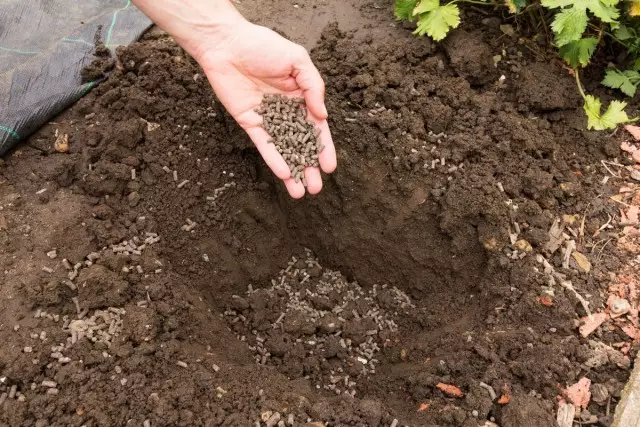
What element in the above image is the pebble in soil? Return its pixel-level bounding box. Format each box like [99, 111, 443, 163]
[225, 250, 415, 397]
[257, 94, 324, 186]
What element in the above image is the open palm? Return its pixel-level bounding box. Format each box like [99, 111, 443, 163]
[198, 23, 336, 198]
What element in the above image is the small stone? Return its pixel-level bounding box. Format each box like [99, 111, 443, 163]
[591, 383, 609, 405]
[500, 24, 515, 36]
[580, 409, 597, 423]
[127, 192, 141, 207]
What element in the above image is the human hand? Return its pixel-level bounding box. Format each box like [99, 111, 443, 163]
[194, 20, 337, 198]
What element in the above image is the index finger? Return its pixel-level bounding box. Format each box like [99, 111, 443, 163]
[292, 48, 328, 121]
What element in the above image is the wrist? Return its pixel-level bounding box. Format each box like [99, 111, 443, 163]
[181, 14, 249, 64]
[132, 0, 248, 62]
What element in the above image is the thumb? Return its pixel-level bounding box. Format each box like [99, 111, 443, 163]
[292, 47, 328, 120]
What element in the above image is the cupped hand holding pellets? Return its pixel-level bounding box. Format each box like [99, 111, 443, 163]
[197, 24, 336, 198]
[132, 0, 336, 198]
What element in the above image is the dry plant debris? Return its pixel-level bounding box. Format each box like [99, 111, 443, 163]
[257, 94, 324, 186]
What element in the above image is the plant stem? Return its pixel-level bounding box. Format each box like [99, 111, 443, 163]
[588, 24, 626, 48]
[574, 68, 587, 100]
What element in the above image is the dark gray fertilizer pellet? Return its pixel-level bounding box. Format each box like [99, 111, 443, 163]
[257, 94, 324, 187]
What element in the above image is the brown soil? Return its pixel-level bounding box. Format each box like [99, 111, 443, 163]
[0, 2, 637, 427]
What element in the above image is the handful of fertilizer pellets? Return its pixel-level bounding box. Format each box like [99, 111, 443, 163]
[257, 94, 324, 186]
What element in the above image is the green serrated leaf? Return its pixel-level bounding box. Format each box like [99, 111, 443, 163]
[600, 100, 629, 127]
[413, 0, 440, 15]
[544, 1, 619, 46]
[584, 0, 620, 22]
[551, 7, 589, 46]
[602, 68, 640, 96]
[395, 0, 420, 20]
[413, 3, 460, 41]
[558, 37, 598, 68]
[540, 0, 575, 8]
[584, 95, 629, 130]
[584, 95, 603, 128]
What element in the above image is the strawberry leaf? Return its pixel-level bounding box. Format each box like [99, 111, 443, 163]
[558, 37, 598, 68]
[413, 3, 461, 41]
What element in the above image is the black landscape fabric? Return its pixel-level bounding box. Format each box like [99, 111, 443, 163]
[0, 0, 151, 155]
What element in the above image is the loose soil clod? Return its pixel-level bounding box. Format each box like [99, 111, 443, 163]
[258, 94, 323, 185]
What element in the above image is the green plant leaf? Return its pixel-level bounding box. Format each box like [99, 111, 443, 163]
[413, 0, 440, 15]
[602, 68, 640, 96]
[551, 7, 589, 46]
[544, 1, 619, 46]
[583, 95, 629, 130]
[614, 24, 634, 40]
[584, 0, 620, 23]
[413, 3, 461, 41]
[541, 0, 574, 8]
[395, 0, 420, 20]
[558, 37, 598, 68]
[506, 0, 527, 13]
